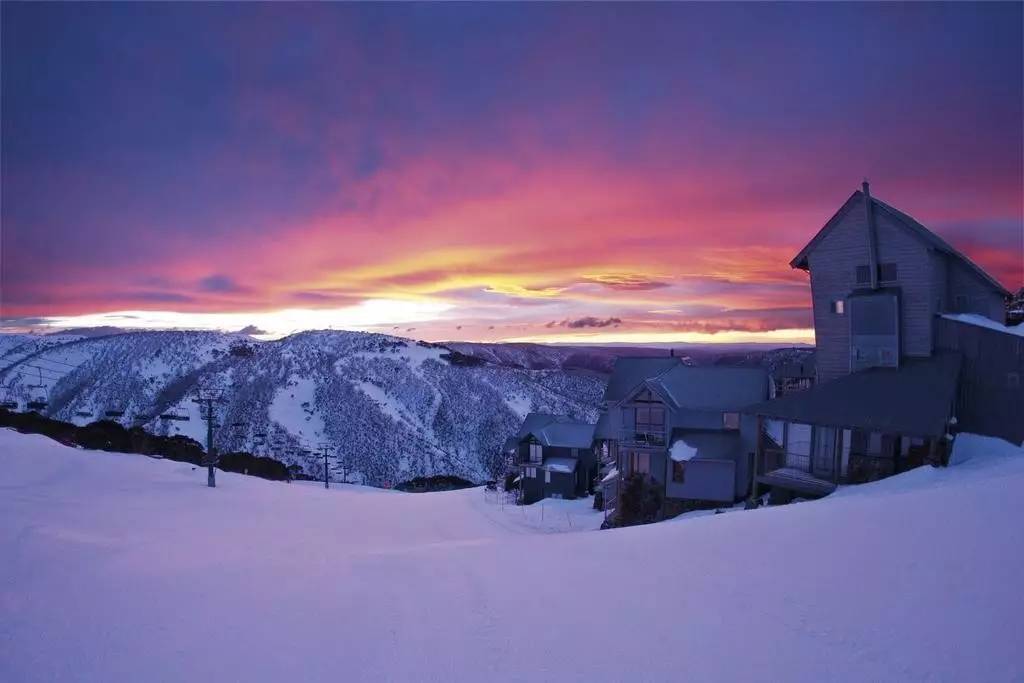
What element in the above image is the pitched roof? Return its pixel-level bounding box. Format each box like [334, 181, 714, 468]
[941, 313, 1024, 339]
[790, 189, 1010, 297]
[602, 357, 682, 403]
[517, 412, 596, 449]
[744, 353, 962, 438]
[648, 365, 769, 411]
[594, 411, 615, 439]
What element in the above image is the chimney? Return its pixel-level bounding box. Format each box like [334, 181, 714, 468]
[863, 179, 879, 290]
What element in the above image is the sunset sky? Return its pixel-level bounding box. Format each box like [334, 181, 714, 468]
[2, 3, 1021, 344]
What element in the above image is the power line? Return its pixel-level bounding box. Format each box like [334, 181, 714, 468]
[24, 356, 81, 369]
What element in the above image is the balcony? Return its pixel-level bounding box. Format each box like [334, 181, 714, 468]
[619, 430, 666, 448]
[755, 446, 912, 498]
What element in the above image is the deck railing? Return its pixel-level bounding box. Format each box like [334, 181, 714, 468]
[619, 430, 666, 447]
[758, 447, 907, 485]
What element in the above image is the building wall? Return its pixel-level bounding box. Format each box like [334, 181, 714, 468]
[935, 318, 1024, 445]
[520, 467, 578, 504]
[945, 257, 1007, 322]
[664, 458, 735, 502]
[808, 195, 939, 382]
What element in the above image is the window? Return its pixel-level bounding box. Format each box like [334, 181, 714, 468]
[856, 263, 898, 284]
[954, 294, 969, 312]
[634, 405, 665, 444]
[723, 412, 740, 429]
[525, 467, 536, 478]
[628, 451, 650, 475]
[831, 300, 845, 315]
[672, 460, 686, 483]
[544, 470, 551, 484]
[529, 443, 543, 463]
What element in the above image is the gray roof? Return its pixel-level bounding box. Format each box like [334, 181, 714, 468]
[650, 365, 769, 411]
[744, 353, 962, 438]
[517, 412, 596, 449]
[594, 412, 615, 440]
[791, 189, 1010, 297]
[602, 357, 682, 403]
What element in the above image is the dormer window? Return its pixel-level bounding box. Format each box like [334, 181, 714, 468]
[831, 300, 845, 315]
[529, 443, 543, 463]
[855, 263, 898, 285]
[878, 263, 898, 282]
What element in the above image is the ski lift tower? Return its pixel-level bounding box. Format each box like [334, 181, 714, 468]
[193, 388, 227, 488]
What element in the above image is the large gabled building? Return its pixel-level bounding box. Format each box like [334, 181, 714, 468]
[791, 181, 1009, 383]
[745, 183, 1020, 502]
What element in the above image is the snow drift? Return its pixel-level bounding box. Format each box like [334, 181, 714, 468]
[1, 429, 1022, 681]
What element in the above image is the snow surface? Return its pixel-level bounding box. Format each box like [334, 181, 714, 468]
[941, 312, 1024, 338]
[542, 456, 577, 473]
[268, 376, 326, 442]
[1, 429, 1023, 681]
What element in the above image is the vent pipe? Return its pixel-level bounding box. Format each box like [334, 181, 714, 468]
[863, 180, 879, 290]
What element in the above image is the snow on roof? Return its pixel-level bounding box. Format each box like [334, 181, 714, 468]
[670, 439, 699, 462]
[542, 457, 577, 473]
[941, 313, 1024, 338]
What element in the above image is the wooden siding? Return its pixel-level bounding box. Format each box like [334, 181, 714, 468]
[934, 317, 1024, 444]
[805, 193, 1008, 383]
[946, 257, 1007, 322]
[807, 193, 936, 382]
[664, 458, 735, 503]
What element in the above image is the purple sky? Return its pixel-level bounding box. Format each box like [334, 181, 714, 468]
[2, 3, 1021, 341]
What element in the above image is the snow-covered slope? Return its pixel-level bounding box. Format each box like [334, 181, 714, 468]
[0, 331, 603, 484]
[0, 429, 1021, 682]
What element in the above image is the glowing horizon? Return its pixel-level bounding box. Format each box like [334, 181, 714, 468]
[2, 3, 1021, 344]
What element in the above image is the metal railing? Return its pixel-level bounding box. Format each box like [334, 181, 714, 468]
[619, 430, 666, 447]
[759, 447, 904, 484]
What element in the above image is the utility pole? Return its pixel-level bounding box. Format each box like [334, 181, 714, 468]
[318, 443, 332, 489]
[193, 389, 226, 488]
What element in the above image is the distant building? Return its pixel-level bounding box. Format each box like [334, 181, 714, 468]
[598, 358, 769, 518]
[772, 356, 816, 395]
[745, 183, 1017, 502]
[510, 413, 598, 504]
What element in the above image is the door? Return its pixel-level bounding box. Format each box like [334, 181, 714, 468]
[812, 427, 837, 480]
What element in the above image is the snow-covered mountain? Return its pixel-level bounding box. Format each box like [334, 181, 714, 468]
[0, 331, 604, 485]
